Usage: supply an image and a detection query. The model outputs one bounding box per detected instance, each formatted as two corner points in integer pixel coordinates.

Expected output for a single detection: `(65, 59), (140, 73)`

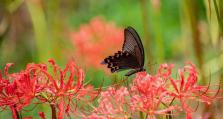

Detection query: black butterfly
(101, 26), (145, 76)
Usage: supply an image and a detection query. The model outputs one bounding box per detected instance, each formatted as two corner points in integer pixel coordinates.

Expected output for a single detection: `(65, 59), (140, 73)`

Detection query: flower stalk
(50, 104), (57, 119)
(10, 105), (20, 119)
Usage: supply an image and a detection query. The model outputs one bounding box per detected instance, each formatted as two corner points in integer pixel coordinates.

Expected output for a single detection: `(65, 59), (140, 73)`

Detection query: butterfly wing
(102, 26), (145, 76)
(102, 51), (139, 73)
(123, 26), (145, 67)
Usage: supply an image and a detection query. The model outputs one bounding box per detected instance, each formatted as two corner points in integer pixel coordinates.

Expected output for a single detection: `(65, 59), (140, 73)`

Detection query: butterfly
(101, 26), (145, 76)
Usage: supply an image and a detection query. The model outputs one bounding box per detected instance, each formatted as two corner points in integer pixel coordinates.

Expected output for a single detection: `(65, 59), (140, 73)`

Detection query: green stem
(213, 0), (223, 34)
(184, 0), (206, 84)
(153, 5), (165, 63)
(139, 0), (154, 74)
(139, 111), (144, 119)
(26, 1), (52, 62)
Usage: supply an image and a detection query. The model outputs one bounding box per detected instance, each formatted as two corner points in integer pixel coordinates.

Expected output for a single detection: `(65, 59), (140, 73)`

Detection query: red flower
(25, 59), (96, 119)
(86, 87), (130, 119)
(0, 64), (36, 109)
(0, 63), (37, 119)
(130, 72), (179, 117)
(85, 63), (218, 119)
(70, 16), (123, 70)
(165, 63), (216, 118)
(0, 60), (219, 119)
(85, 71), (178, 118)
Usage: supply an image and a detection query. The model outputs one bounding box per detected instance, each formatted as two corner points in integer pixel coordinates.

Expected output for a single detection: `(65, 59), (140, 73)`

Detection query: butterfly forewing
(123, 27), (144, 67)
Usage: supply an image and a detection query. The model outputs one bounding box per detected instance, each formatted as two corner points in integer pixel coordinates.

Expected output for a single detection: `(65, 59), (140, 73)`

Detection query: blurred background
(0, 0), (222, 118)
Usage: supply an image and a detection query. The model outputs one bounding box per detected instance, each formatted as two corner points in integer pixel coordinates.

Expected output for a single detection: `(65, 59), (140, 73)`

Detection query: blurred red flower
(70, 16), (123, 70)
(87, 87), (131, 119)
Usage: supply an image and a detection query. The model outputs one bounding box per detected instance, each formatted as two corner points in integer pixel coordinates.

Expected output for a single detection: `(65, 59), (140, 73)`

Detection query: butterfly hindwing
(103, 51), (139, 73)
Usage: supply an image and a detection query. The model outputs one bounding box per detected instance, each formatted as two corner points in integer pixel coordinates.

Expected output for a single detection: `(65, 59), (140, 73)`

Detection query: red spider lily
(158, 63), (174, 78)
(70, 16), (123, 70)
(25, 59), (96, 119)
(160, 63), (217, 119)
(130, 72), (179, 118)
(0, 63), (37, 119)
(0, 60), (219, 119)
(85, 63), (218, 119)
(85, 72), (178, 119)
(0, 59), (97, 119)
(85, 87), (131, 119)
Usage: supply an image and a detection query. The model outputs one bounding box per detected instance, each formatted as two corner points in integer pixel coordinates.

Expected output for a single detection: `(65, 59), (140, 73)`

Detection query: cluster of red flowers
(0, 59), (219, 119)
(84, 63), (218, 119)
(0, 59), (96, 119)
(70, 16), (123, 70)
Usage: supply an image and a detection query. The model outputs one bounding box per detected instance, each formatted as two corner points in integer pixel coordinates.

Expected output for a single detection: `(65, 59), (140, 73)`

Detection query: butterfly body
(102, 26), (145, 76)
